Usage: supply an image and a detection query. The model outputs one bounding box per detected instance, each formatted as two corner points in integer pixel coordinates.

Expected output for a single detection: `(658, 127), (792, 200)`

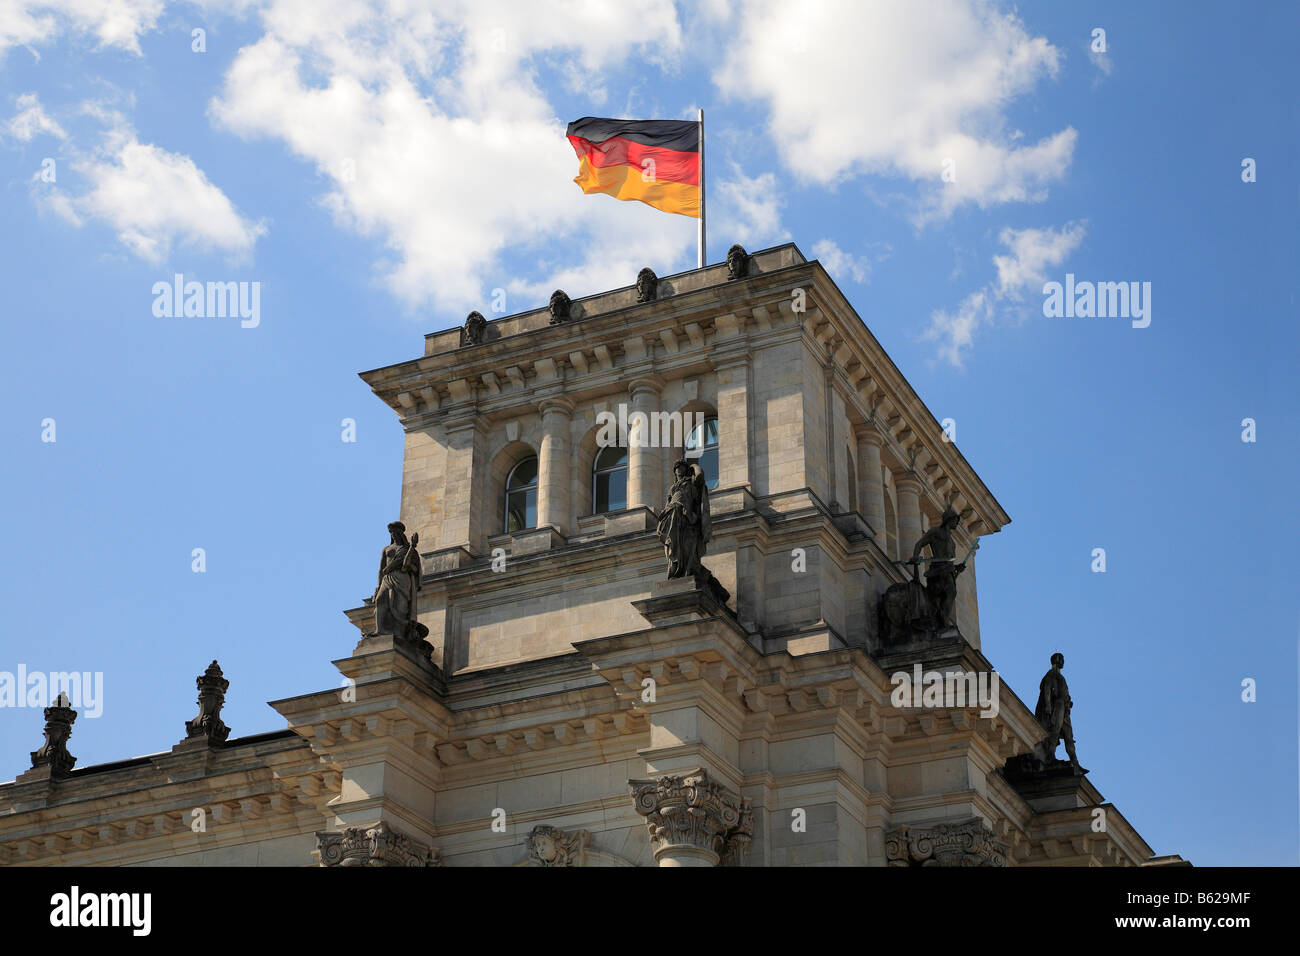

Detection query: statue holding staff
(656, 459), (712, 581)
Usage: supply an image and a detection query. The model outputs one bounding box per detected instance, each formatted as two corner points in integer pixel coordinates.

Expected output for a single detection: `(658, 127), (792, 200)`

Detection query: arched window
(592, 445), (628, 514)
(505, 457), (538, 532)
(685, 417), (719, 490)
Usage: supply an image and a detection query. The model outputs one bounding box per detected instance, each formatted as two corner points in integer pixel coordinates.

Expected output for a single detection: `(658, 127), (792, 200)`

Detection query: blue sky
(1, 1), (1295, 866)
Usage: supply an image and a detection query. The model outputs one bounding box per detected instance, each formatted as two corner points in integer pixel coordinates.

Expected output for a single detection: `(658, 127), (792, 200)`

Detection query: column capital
(857, 420), (887, 446)
(628, 767), (753, 866)
(536, 396), (575, 418)
(884, 818), (1008, 867)
(893, 470), (925, 495)
(627, 376), (665, 401)
(315, 821), (442, 867)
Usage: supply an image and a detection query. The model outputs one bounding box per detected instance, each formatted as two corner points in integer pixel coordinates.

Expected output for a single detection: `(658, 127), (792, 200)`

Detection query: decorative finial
(185, 660), (231, 744)
(30, 692), (78, 777)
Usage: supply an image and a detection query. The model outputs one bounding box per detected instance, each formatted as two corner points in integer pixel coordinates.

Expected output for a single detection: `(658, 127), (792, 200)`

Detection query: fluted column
(628, 768), (752, 867)
(627, 380), (662, 511)
(894, 472), (925, 559)
(856, 425), (887, 542)
(537, 398), (574, 536)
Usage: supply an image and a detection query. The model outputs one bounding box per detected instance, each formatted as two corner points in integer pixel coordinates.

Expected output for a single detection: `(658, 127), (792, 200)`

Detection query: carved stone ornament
(884, 818), (1008, 867)
(184, 659), (231, 744)
(725, 244), (749, 281)
(30, 692), (77, 777)
(548, 288), (571, 324)
(628, 767), (752, 866)
(525, 825), (591, 867)
(316, 821), (441, 867)
(461, 310), (487, 347)
(635, 267), (658, 303)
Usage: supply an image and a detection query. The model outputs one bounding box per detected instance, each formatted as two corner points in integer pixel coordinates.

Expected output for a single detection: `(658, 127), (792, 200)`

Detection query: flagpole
(697, 107), (705, 269)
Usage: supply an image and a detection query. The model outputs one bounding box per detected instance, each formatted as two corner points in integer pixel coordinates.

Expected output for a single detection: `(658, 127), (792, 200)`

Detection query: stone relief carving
(884, 818), (1008, 867)
(524, 824), (590, 867)
(316, 821), (441, 867)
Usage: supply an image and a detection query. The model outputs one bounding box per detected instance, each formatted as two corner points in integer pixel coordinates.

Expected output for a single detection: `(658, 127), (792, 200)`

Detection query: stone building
(0, 244), (1182, 867)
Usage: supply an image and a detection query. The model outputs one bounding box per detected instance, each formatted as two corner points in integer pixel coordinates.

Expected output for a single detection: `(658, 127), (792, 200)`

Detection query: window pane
(595, 445), (628, 469)
(699, 448), (718, 490)
(596, 468), (627, 514)
(508, 456), (538, 489)
(506, 488), (536, 532)
(687, 417), (718, 452)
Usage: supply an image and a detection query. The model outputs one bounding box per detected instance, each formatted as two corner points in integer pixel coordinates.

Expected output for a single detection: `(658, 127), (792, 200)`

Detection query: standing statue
(1033, 653), (1086, 774)
(657, 459), (712, 580)
(907, 505), (968, 630)
(369, 521), (424, 643)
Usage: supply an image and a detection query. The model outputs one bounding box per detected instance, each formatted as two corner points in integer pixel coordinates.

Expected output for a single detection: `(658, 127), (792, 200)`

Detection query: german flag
(566, 117), (700, 218)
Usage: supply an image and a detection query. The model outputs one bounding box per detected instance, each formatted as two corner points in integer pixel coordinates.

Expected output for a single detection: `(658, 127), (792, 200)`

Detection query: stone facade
(0, 244), (1180, 867)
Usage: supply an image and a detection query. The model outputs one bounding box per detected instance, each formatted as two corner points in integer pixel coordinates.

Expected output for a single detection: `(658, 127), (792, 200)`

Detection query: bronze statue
(636, 267), (658, 303)
(907, 505), (967, 630)
(725, 244), (749, 281)
(369, 521), (423, 643)
(461, 310), (486, 347)
(657, 459), (712, 581)
(1033, 653), (1086, 773)
(548, 289), (571, 324)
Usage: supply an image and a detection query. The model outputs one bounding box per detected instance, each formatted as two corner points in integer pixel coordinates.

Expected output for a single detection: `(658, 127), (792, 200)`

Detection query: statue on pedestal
(878, 506), (975, 644)
(656, 459), (729, 603)
(185, 660), (231, 744)
(369, 521), (427, 645)
(1033, 652), (1087, 774)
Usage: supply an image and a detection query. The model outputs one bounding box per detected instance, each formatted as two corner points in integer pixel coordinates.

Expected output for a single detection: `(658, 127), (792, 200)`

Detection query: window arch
(592, 444), (628, 514)
(504, 456), (538, 532)
(684, 416), (719, 490)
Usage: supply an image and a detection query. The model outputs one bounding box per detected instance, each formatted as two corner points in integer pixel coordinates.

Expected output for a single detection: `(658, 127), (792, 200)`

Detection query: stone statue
(548, 289), (571, 324)
(725, 244), (749, 281)
(636, 267), (658, 303)
(369, 521), (424, 644)
(185, 660), (231, 744)
(461, 310), (486, 347)
(907, 505), (967, 630)
(30, 692), (77, 777)
(1033, 652), (1086, 773)
(657, 459), (712, 581)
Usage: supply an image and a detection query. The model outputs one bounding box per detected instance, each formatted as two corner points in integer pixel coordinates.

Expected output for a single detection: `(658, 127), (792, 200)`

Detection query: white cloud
(61, 126), (266, 263)
(811, 238), (883, 284)
(714, 0), (1075, 220)
(926, 221), (1085, 366)
(6, 91), (66, 140)
(712, 164), (788, 250)
(0, 0), (164, 59)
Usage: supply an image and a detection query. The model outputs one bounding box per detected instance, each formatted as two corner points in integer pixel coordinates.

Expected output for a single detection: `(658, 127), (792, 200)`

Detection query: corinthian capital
(628, 767), (752, 867)
(884, 818), (1008, 867)
(315, 821), (441, 867)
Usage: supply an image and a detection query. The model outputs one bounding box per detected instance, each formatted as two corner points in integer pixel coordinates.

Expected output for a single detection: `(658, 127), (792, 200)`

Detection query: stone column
(856, 425), (887, 540)
(628, 768), (752, 867)
(894, 472), (925, 559)
(537, 398), (574, 536)
(627, 380), (662, 511)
